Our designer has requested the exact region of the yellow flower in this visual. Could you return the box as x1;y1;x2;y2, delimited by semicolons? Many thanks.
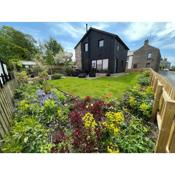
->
107;146;119;153
104;112;124;135
82;112;97;129
105;112;124;124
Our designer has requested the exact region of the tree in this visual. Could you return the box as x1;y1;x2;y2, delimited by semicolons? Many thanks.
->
0;26;39;69
54;51;73;65
44;38;63;56
44;38;63;74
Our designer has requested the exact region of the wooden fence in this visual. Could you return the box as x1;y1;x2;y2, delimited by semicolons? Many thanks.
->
150;69;175;153
0;76;16;142
128;68;175;153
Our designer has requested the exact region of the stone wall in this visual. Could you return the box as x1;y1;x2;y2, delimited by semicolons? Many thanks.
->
75;43;82;70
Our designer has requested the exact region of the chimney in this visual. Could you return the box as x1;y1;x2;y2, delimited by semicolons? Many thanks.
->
86;24;88;32
144;39;149;45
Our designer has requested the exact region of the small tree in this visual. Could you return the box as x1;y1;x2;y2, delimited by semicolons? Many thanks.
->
43;38;63;74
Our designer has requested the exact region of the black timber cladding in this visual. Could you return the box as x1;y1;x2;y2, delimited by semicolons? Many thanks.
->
74;27;129;74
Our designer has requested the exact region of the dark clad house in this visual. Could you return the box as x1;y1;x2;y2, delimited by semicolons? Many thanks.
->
132;40;161;72
74;27;129;74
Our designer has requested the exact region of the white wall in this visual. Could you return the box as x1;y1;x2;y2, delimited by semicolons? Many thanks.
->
127;55;133;69
127;51;134;69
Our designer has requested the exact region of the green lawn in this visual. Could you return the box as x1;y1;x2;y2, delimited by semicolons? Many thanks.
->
48;72;140;99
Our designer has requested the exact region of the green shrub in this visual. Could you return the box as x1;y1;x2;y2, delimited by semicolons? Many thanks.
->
65;66;74;76
51;88;66;102
2;117;52;153
138;71;151;86
138;76;150;86
51;73;63;80
38;71;48;81
116;117;155;153
16;71;28;84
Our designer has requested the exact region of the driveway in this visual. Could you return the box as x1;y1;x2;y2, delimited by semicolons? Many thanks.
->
159;71;175;88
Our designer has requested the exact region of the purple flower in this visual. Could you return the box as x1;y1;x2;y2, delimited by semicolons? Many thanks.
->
36;89;59;106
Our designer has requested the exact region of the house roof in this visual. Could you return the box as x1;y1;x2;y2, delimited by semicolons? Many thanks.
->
74;27;129;50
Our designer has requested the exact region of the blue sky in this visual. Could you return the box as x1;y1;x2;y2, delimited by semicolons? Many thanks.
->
0;22;175;65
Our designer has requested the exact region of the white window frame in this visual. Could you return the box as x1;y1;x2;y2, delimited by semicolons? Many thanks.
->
85;43;88;52
92;60;96;68
99;40;104;47
147;53;152;59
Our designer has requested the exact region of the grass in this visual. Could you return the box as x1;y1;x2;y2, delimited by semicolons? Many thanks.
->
48;72;141;99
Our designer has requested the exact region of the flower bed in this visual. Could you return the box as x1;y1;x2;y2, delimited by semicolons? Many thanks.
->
1;71;157;153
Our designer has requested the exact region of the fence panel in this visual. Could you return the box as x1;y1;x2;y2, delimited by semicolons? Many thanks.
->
148;68;175;153
0;79;16;140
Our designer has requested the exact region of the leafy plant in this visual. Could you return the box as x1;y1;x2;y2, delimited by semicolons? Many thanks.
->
16;71;28;84
116;117;155;153
2;117;52;153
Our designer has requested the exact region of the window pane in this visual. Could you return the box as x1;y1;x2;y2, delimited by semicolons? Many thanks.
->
117;45;120;51
103;59;108;70
92;60;96;68
97;60;102;71
99;40;104;47
147;53;152;59
85;43;88;52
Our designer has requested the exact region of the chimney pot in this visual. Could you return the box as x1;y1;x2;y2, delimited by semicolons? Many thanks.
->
144;39;149;45
86;24;88;32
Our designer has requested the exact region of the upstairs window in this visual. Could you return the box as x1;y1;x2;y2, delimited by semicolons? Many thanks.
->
98;40;104;47
147;53;152;60
84;43;88;52
117;44;120;51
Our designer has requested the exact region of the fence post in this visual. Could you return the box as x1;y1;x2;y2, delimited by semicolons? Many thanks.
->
151;81;163;121
153;77;158;92
155;100;175;153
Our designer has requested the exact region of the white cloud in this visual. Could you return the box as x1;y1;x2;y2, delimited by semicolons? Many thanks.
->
124;22;156;41
48;22;111;40
161;43;175;49
89;22;110;30
166;56;175;66
49;23;85;39
156;22;175;38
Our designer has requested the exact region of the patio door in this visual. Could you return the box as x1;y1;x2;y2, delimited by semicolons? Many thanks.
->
97;60;103;71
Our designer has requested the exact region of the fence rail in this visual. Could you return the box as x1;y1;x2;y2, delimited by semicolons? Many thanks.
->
0;75;16;141
150;69;175;153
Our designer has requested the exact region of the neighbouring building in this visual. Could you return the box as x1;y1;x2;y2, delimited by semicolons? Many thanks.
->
74;27;129;74
126;51;134;70
160;58;171;70
132;39;161;72
21;60;37;69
